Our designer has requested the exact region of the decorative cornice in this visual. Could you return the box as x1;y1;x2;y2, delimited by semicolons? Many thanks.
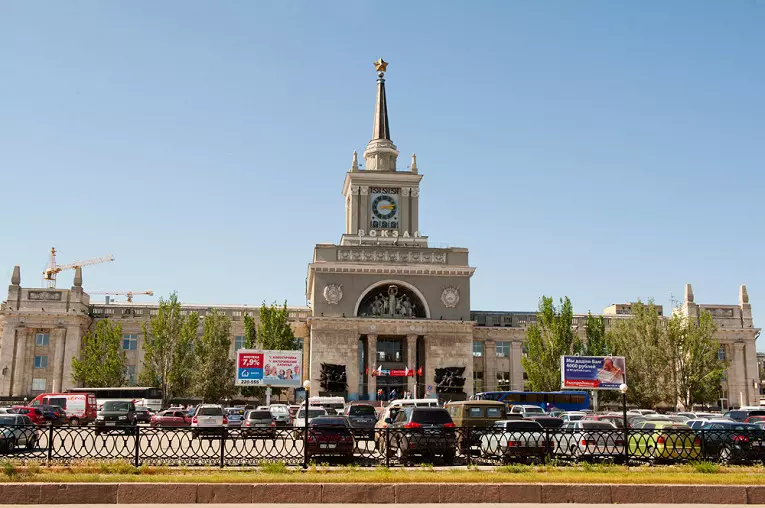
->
307;316;475;335
311;263;475;277
338;249;447;264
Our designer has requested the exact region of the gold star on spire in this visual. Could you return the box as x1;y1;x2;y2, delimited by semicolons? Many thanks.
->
374;58;388;73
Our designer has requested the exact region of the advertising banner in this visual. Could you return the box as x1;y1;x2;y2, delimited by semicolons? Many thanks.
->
561;356;626;390
235;349;303;387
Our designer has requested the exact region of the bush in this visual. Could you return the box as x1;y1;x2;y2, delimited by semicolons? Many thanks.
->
690;461;720;474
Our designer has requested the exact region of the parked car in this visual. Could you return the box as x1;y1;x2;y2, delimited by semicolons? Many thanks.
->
224;408;246;429
289;405;301;420
134;406;153;425
191;405;226;437
561;411;587;423
699;421;765;463
558;420;625;461
343;403;378;440
38;405;67;426
383;407;457;464
150;410;191;428
527;416;564;429
375;399;440;430
628;409;658;416
12;407;46;426
95;400;137;435
724;410;765;423
745;415;765;424
29;392;98;426
0;414;40;452
242;409;277;438
293;407;328;439
628;421;700;462
479;419;549;463
305;416;355;461
508;405;547;418
445;400;506;454
269;405;292;427
582;414;625;428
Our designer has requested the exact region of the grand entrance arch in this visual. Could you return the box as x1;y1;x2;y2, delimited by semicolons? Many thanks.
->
354;280;430;319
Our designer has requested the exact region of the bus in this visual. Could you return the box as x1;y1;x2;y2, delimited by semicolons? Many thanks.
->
68;387;163;411
474;391;590;412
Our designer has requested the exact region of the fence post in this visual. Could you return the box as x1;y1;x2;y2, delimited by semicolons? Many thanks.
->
465;426;471;467
385;426;390;468
303;424;309;469
219;427;226;468
700;429;706;460
623;423;629;467
544;428;551;463
46;421;54;465
133;425;140;468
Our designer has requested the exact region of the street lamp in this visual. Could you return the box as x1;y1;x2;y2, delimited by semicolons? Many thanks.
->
302;380;311;469
619;383;629;466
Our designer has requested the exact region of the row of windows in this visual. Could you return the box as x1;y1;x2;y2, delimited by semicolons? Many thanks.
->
473;341;512;358
473;371;512;393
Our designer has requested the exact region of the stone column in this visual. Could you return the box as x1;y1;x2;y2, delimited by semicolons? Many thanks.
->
733;343;746;408
410;188;419;233
511;342;524;391
406;334;417;396
367;334;377;400
345;334;360;401
11;328;30;396
745;340;759;406
0;326;18;396
61;325;83;391
483;340;496;393
423;335;437;399
51;327;67;393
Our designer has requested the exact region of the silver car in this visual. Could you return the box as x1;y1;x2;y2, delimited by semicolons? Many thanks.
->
479;419;549;463
557;420;625;461
0;414;39;453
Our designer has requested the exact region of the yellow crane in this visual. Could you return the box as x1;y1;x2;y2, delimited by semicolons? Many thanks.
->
43;247;115;288
89;290;154;302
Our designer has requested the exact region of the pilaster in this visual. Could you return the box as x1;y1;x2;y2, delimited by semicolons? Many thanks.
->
51;327;67;393
0;325;18;396
11;328;30;396
61;325;83;391
511;342;524;391
367;334;377;400
406;334;417;395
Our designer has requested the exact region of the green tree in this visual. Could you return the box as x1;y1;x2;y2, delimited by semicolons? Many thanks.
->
522;296;576;392
609;301;672;408
72;319;127;387
139;293;199;407
668;310;725;409
193;309;236;403
257;301;298;350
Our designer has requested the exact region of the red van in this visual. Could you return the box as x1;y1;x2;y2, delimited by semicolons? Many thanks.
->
29;392;98;426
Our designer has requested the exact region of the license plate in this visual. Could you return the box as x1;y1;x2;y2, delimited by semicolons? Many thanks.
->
320;444;337;449
754;441;764;447
106;422;116;426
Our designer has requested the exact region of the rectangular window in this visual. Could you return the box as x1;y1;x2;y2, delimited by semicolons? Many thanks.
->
472;341;484;357
473;371;484;394
122;334;138;350
234;335;246;351
125;365;136;385
34;356;48;369
497;371;511;390
32;378;46;391
468;407;483;417
232;311;242;317
486;407;502;418
105;308;114;314
718;347;726;361
495;341;510;357
35;333;50;346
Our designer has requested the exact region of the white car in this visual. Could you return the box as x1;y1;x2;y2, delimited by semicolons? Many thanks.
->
191;404;225;437
561;411;587;423
479;419;549;463
292;407;328;439
558;420;625;460
269;405;292;426
509;405;547;418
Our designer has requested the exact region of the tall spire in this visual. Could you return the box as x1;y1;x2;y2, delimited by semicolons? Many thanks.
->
372;59;391;141
363;58;399;171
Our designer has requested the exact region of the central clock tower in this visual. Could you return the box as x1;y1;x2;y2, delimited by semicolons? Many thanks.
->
340;60;426;247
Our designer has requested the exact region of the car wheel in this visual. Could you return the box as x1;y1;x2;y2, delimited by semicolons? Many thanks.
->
69;418;80;427
719;445;732;463
443;449;456;465
26;437;37;451
7;438;16;454
396;442;409;464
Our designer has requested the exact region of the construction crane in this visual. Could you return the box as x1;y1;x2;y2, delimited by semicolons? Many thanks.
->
88;290;154;303
42;247;115;288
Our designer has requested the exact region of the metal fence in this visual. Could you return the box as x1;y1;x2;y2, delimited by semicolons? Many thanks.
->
0;424;763;467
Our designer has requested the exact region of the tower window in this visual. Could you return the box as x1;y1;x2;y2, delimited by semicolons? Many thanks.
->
35;333;50;347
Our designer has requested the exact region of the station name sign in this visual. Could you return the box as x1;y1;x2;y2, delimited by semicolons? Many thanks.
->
357;229;422;238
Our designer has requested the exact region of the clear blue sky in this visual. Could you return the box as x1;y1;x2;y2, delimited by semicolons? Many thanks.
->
1;2;763;336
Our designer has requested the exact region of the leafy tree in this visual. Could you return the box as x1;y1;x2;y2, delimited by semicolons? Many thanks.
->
257;301;299;351
668;310;725;409
522;296;576;392
139;293;199;407
193;309;236;403
72;319;127;387
609;301;672;408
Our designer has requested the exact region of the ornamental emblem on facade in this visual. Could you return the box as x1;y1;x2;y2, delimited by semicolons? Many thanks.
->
441;287;460;308
323;284;343;305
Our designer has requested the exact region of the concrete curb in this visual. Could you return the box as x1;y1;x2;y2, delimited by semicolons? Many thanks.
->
0;482;761;503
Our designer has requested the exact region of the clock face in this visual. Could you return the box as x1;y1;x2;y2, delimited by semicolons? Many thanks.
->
370;189;399;229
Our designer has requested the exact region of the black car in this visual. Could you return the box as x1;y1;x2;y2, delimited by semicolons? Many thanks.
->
39;405;67;426
384;407;457;464
134;406;153;425
95;401;137;435
700;421;765;462
343;403;378;440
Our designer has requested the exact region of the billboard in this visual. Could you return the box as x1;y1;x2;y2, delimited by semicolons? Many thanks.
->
561;355;626;390
235;349;303;388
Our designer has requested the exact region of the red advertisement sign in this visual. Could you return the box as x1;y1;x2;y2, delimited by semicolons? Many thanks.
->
238;353;263;369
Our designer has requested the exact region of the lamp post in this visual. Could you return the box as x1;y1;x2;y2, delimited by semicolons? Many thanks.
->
619;383;629;466
302;380;311;469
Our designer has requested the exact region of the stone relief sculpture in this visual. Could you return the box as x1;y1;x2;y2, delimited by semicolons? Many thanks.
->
322;284;343;305
359;284;424;318
441;287;460;308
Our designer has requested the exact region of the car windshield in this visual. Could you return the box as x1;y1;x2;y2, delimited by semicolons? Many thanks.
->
348;405;376;416
565;413;584;421
311;417;347;427
103;401;131;412
524;407;544;414
0;416;15;425
411;409;452;425
270;407;288;414
298;409;327;418
197;406;223;416
249;411;272;419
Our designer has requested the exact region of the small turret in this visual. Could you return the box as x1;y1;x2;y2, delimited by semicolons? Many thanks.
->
351;151;359;171
10;265;20;286
411;153;418;174
685;283;694;303
73;266;82;288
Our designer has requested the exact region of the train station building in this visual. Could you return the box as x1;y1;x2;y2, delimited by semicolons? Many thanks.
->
0;62;760;408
